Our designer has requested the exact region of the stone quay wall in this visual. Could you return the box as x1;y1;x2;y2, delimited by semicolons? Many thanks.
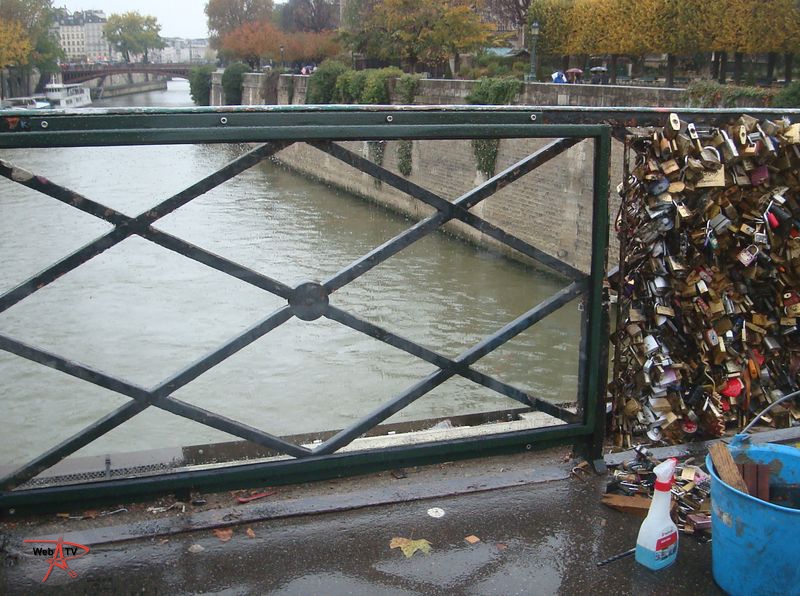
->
212;72;690;273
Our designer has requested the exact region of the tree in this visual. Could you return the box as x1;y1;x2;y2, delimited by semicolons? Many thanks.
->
365;0;494;72
0;19;30;69
189;64;215;105
139;15;166;63
280;0;338;32
0;0;60;91
104;12;165;64
487;0;531;28
338;0;383;57
433;5;496;75
0;17;31;98
654;0;707;87
284;31;341;64
221;20;283;69
221;61;250;104
528;0;573;72
205;0;274;49
220;19;340;69
567;0;658;84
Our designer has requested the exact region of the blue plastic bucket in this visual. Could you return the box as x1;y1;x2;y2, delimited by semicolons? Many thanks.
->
706;435;800;596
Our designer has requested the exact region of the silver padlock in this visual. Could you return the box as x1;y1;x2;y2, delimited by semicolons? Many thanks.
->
737;244;759;266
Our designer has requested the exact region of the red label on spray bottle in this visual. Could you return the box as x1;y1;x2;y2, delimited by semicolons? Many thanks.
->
655;531;678;551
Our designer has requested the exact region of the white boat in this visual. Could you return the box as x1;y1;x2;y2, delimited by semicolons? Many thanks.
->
44;82;92;108
1;96;51;109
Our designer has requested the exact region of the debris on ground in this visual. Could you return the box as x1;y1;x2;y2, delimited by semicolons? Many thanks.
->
602;445;712;541
389;537;432;558
147;503;185;514
236;491;276;504
212;528;233;542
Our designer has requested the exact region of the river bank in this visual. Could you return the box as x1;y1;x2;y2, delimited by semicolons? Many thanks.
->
92;79;167;99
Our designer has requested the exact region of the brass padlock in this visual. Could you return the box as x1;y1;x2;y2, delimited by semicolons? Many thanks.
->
664;113;682;140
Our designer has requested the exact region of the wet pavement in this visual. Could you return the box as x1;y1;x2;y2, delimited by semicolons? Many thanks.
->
1;452;722;595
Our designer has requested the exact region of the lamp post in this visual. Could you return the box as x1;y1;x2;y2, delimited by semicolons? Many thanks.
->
527;20;540;82
280;45;285;70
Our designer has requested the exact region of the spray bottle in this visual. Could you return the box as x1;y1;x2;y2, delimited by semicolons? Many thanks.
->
635;457;679;570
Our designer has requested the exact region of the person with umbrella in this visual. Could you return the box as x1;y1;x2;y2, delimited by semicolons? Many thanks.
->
590;66;609;84
565;68;583;83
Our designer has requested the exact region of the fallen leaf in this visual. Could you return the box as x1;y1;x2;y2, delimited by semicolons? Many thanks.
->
188;544;205;553
246;528;256;539
213;528;233;542
390;537;432;558
495;543;508;551
464;535;481;545
82;510;99;519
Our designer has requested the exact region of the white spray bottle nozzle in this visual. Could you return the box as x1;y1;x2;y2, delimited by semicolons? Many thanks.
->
653;457;677;491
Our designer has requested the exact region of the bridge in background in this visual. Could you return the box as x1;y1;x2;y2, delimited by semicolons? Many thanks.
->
60;63;196;84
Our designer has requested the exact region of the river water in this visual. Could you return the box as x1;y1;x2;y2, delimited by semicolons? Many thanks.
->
0;80;581;464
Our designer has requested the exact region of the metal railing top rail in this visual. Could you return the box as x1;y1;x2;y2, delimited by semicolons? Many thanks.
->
1;105;797;148
0;108;610;508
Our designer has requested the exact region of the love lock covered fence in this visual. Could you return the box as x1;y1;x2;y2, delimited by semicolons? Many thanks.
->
0;106;611;511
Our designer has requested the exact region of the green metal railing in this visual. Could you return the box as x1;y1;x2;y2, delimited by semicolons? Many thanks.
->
0;106;611;511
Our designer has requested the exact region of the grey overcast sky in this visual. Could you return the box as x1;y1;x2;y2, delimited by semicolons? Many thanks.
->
58;1;210;39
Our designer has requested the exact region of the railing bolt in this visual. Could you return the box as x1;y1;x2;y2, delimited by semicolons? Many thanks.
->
530;114;537;122
41;121;49;129
386;115;394;123
220;117;228;125
526;444;532;450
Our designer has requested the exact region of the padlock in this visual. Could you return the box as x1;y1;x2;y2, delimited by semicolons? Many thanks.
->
709;213;732;235
647;176;671;196
719;129;740;162
739;222;756;236
739;114;759;133
664;113;682;140
643;334;660;355
737;244;759;266
783;290;800;307
785;302;800;317
763;336;781;353
750;164;770;186
700;146;722;170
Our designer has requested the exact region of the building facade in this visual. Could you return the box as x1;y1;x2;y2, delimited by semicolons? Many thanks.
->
52;10;113;62
152;38;216;64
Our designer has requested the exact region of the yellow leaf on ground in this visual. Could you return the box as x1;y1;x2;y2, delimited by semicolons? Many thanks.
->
464;535;480;544
390;537;432;558
246;528;256;539
213;528;233;542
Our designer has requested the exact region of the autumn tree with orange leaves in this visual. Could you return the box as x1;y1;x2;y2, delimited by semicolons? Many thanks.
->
220;20;282;69
221;20;339;69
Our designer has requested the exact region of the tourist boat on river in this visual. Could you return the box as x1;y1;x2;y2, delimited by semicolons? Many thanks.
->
0;95;51;109
44;82;92;108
